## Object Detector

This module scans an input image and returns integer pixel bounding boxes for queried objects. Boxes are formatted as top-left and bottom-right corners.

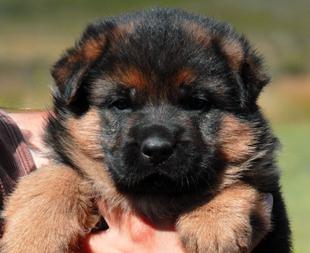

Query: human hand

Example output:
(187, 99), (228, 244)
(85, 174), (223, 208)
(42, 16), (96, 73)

(82, 194), (273, 253)
(81, 202), (185, 253)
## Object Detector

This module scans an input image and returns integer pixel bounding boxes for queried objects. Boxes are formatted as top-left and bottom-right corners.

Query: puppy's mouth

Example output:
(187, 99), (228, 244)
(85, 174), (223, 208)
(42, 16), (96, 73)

(117, 173), (185, 195)
(107, 136), (217, 196)
(113, 167), (206, 196)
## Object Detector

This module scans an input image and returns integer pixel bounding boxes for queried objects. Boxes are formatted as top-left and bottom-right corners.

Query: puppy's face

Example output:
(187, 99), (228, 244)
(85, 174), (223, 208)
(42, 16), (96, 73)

(49, 9), (273, 197)
(91, 65), (221, 195)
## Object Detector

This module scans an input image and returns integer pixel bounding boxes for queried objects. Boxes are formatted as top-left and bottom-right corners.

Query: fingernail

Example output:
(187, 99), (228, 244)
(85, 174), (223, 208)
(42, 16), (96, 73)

(264, 193), (273, 213)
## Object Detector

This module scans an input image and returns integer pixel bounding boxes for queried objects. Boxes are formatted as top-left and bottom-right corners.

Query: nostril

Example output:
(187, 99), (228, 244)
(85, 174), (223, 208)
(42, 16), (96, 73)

(141, 136), (173, 163)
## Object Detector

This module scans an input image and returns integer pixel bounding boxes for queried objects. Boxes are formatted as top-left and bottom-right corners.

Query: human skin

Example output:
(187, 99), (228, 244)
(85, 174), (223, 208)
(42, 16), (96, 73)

(8, 110), (185, 253)
(82, 202), (184, 253)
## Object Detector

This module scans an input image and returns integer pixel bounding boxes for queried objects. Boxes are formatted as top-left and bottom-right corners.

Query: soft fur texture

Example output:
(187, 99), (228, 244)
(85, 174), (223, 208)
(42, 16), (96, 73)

(1, 8), (291, 253)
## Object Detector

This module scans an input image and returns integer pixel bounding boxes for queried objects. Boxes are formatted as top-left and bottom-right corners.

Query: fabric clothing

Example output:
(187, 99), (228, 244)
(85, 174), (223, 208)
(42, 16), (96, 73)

(0, 110), (36, 236)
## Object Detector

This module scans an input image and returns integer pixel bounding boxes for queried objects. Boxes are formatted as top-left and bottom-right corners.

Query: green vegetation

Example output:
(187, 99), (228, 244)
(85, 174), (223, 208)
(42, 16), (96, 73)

(276, 122), (310, 253)
(1, 0), (310, 109)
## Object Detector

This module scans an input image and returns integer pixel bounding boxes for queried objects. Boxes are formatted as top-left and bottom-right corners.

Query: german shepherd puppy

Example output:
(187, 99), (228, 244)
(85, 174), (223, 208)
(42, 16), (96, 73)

(1, 8), (291, 253)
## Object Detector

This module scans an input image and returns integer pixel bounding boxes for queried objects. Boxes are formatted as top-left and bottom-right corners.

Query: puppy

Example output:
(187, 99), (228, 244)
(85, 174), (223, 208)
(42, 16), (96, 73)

(0, 8), (291, 253)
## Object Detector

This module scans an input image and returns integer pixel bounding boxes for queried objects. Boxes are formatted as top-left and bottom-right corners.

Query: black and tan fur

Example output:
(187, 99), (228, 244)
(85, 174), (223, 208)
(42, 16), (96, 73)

(1, 8), (291, 253)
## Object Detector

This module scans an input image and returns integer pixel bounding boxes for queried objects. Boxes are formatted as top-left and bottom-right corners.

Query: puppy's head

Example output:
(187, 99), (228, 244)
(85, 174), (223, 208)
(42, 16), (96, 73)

(47, 9), (277, 197)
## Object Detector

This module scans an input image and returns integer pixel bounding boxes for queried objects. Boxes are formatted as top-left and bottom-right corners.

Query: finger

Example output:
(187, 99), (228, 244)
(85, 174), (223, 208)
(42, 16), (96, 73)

(155, 230), (185, 253)
(96, 200), (156, 237)
(125, 212), (156, 244)
(250, 193), (274, 251)
(82, 232), (123, 253)
(264, 193), (273, 215)
(96, 201), (124, 229)
(83, 224), (184, 253)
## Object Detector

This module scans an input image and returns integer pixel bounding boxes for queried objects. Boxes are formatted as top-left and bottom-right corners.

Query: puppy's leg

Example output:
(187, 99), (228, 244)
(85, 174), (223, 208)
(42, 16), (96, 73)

(177, 184), (271, 253)
(0, 166), (98, 253)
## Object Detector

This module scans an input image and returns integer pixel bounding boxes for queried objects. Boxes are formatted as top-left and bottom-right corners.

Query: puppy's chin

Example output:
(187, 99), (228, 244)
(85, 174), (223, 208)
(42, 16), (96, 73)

(109, 164), (217, 196)
(116, 173), (193, 195)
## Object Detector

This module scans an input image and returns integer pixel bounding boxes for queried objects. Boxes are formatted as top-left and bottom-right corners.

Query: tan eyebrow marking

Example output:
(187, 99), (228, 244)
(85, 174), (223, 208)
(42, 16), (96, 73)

(173, 67), (197, 86)
(110, 66), (149, 89)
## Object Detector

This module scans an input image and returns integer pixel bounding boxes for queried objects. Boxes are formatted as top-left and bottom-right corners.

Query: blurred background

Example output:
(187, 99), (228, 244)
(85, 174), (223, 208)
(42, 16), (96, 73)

(0, 0), (309, 251)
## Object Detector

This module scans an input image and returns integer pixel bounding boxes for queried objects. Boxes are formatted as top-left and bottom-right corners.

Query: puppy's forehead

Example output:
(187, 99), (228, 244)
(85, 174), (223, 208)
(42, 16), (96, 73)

(91, 17), (245, 96)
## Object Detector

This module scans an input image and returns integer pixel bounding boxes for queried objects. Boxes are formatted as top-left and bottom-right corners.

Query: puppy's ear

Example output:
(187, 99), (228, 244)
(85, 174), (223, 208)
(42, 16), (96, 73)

(219, 37), (270, 108)
(51, 24), (107, 104)
(238, 50), (270, 108)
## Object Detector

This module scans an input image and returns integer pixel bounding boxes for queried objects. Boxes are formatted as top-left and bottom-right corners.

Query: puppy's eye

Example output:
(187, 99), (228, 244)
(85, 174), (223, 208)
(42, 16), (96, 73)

(186, 97), (209, 111)
(111, 99), (131, 110)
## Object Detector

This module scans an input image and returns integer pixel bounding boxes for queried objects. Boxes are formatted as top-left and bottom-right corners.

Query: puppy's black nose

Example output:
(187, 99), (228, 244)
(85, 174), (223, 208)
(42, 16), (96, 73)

(141, 136), (173, 163)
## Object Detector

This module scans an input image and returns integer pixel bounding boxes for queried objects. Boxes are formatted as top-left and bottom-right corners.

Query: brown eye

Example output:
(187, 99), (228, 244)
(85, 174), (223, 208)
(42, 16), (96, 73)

(112, 98), (131, 110)
(185, 97), (209, 111)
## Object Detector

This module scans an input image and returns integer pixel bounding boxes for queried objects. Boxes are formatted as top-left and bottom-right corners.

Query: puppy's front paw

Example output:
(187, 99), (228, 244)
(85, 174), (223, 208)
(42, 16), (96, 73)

(176, 184), (271, 253)
(177, 208), (251, 253)
(0, 166), (98, 253)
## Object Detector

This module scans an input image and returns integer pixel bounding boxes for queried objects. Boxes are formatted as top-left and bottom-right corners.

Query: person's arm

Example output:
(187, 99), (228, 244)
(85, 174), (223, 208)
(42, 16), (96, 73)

(0, 110), (37, 236)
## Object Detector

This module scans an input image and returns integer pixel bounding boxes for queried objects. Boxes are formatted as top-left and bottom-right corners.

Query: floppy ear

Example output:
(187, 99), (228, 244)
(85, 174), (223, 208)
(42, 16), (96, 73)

(219, 37), (270, 108)
(238, 50), (270, 107)
(51, 24), (107, 104)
